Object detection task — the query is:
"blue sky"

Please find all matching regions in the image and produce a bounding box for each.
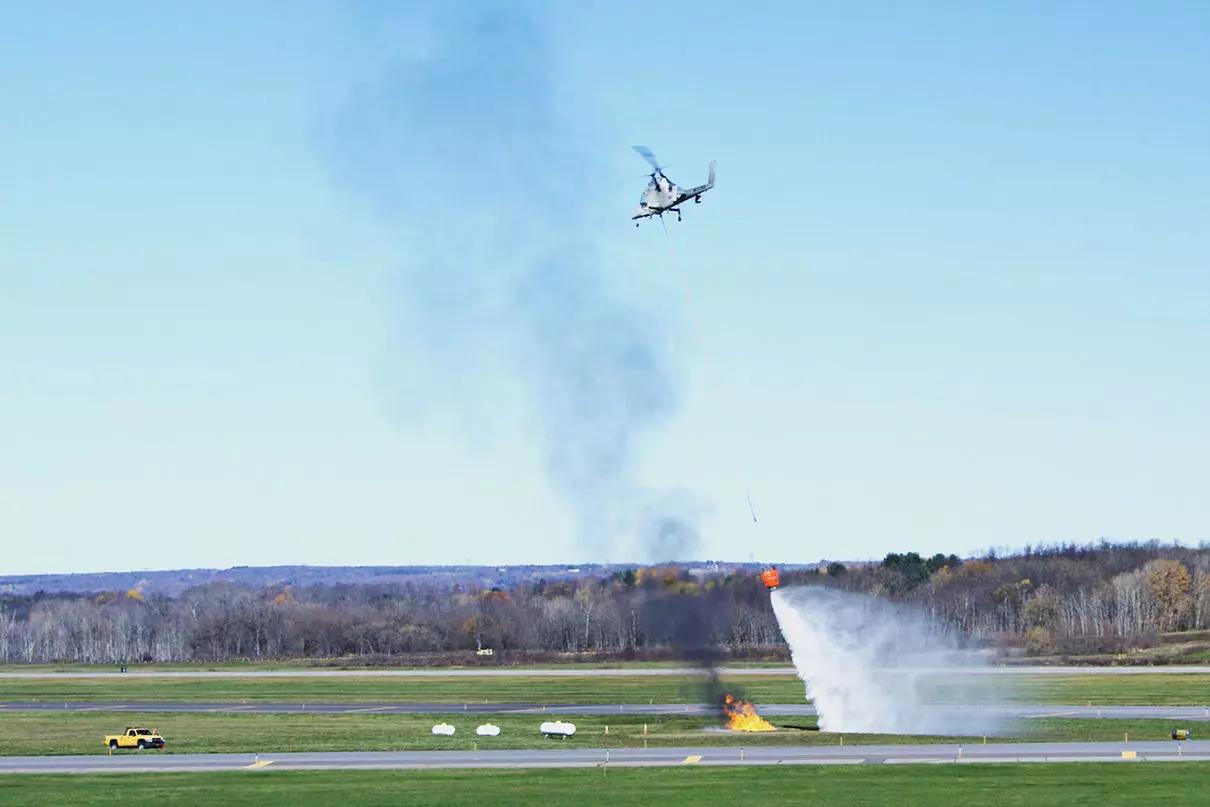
[3,1,1207,575]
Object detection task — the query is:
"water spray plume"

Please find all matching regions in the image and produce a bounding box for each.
[770,585,1020,736]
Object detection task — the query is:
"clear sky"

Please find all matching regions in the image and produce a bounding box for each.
[3,1,1207,575]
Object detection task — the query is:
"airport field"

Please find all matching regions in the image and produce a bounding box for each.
[0,711,1198,756]
[2,764,1209,806]
[0,665,1207,804]
[2,670,1210,706]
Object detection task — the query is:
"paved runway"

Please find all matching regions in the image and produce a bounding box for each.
[2,701,1207,720]
[2,740,1209,774]
[2,665,1208,679]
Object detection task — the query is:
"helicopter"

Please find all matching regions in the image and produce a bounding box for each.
[631,145,715,226]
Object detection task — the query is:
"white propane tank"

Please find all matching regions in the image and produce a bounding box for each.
[539,721,576,737]
[431,723,456,736]
[476,723,501,737]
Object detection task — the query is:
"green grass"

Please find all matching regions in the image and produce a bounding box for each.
[0,710,1195,756]
[1177,650,1210,662]
[0,675,795,704]
[1007,674,1210,705]
[1015,718,1201,743]
[2,673,1209,706]
[0,659,791,674]
[0,662,329,674]
[3,765,1209,806]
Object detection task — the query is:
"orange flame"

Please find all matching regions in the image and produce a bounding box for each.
[722,694,777,732]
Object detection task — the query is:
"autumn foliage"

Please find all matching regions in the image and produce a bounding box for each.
[0,541,1208,665]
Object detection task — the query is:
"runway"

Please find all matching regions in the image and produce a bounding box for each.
[2,665,1208,679]
[2,701,1207,720]
[2,740,1209,774]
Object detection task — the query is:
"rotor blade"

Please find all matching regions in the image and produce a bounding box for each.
[632,145,661,171]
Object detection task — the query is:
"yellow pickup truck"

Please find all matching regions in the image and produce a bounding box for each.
[104,727,165,750]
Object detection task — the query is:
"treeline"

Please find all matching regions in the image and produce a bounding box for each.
[819,541,1210,655]
[0,568,782,665]
[1,541,1208,665]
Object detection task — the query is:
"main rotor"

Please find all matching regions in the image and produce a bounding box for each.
[633,144,671,184]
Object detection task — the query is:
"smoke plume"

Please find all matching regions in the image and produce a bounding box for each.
[647,583,739,715]
[771,585,1017,736]
[316,1,698,561]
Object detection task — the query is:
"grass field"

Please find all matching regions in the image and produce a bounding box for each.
[0,675,772,704]
[2,673,1209,706]
[1012,674,1210,705]
[0,710,1194,756]
[2,765,1209,806]
[0,660,790,674]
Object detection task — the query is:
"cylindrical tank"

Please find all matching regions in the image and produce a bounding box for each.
[761,567,780,591]
[540,721,576,737]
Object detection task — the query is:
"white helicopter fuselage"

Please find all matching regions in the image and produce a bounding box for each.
[631,160,714,223]
[634,177,679,217]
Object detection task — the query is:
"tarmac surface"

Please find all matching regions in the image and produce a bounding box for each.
[2,665,1209,679]
[1,702,1209,720]
[2,741,1209,774]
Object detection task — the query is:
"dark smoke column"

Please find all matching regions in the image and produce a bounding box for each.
[314,1,702,563]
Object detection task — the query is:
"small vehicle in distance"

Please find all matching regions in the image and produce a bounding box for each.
[104,727,165,750]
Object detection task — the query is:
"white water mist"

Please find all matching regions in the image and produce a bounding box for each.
[770,585,1019,736]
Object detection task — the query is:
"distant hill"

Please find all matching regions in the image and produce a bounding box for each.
[0,560,838,596]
